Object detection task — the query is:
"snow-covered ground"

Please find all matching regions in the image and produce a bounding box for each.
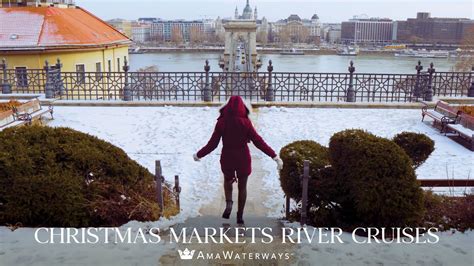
[1,106,473,265]
[256,107,474,216]
[286,223,473,266]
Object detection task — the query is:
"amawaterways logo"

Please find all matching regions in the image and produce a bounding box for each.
[177,248,291,261]
[178,248,195,260]
[173,227,293,261]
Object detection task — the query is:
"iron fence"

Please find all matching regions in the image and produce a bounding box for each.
[1,59,473,102]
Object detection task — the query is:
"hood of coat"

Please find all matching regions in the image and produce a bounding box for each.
[219,96,251,118]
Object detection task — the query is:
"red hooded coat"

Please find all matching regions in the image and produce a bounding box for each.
[197,96,277,177]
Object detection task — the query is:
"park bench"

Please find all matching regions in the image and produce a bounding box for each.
[445,113,474,151]
[13,98,53,124]
[421,101,461,133]
[0,109,16,129]
[0,99,53,130]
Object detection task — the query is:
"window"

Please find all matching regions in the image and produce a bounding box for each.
[95,62,102,80]
[108,60,112,72]
[15,67,28,87]
[76,64,85,84]
[117,58,121,72]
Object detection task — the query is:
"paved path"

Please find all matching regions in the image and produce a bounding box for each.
[159,109,296,265]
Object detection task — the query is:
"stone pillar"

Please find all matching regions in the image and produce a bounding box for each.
[346,61,356,102]
[468,66,474,97]
[1,59,12,94]
[44,60,55,99]
[414,61,423,98]
[55,58,64,96]
[203,60,212,102]
[265,60,274,101]
[424,63,435,102]
[122,57,132,101]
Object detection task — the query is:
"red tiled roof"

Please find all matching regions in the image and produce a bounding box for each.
[0,6,131,50]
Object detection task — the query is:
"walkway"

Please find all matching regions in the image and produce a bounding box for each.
[158,109,296,265]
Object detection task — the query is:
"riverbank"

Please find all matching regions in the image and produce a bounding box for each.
[130,46,397,56]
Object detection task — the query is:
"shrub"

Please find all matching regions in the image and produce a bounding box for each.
[393,132,435,168]
[459,105,474,116]
[423,191,474,232]
[279,140,330,201]
[0,126,177,227]
[0,100,21,112]
[328,129,425,228]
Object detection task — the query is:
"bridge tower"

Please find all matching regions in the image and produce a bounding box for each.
[219,0,262,73]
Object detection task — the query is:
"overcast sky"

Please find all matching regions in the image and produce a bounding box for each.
[76,0,473,22]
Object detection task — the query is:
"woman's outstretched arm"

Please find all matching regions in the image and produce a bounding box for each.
[196,122,222,159]
[247,121,277,158]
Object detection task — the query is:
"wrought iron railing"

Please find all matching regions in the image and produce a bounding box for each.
[1,59,473,102]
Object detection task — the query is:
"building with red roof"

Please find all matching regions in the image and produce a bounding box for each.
[0,1,131,72]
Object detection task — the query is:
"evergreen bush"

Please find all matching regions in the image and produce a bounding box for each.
[328,129,425,227]
[0,126,177,227]
[393,132,435,168]
[279,140,330,201]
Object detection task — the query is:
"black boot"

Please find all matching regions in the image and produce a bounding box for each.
[237,211,244,225]
[222,200,233,219]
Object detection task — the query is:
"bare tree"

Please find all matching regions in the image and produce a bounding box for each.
[150,31,164,44]
[408,35,424,44]
[295,26,310,44]
[278,26,291,46]
[216,31,225,44]
[171,25,184,45]
[257,30,268,46]
[455,25,474,71]
[189,25,204,45]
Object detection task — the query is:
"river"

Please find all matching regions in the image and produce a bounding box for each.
[130,52,460,74]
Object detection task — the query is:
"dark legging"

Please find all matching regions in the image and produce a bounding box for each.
[224,173,249,215]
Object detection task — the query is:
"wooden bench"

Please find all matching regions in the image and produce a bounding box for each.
[420,179,474,187]
[445,113,474,151]
[422,101,461,133]
[0,99,53,130]
[0,109,16,128]
[13,99,53,125]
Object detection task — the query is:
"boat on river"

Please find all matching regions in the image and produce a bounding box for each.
[280,48,305,55]
[337,46,359,56]
[394,49,449,58]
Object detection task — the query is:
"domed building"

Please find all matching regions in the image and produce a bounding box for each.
[0,0,131,72]
[234,0,257,20]
[271,13,322,44]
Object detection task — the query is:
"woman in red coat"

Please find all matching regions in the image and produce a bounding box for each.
[193,96,283,225]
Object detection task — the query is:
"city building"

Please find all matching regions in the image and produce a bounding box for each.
[321,23,341,44]
[270,14,321,44]
[0,0,75,8]
[134,18,205,43]
[131,22,152,43]
[0,1,131,72]
[396,12,474,44]
[107,18,133,38]
[341,16,394,44]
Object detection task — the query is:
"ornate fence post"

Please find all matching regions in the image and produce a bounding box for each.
[203,60,212,102]
[265,60,274,101]
[424,62,435,101]
[346,61,356,102]
[300,160,310,226]
[414,61,423,98]
[44,60,55,99]
[55,58,64,96]
[174,175,181,210]
[155,160,164,216]
[1,59,12,94]
[123,57,132,101]
[468,66,474,97]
